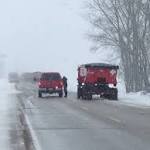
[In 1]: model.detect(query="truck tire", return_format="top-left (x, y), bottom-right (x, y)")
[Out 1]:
top-left (77, 87), bottom-right (82, 99)
top-left (38, 91), bottom-right (42, 98)
top-left (77, 92), bottom-right (80, 99)
top-left (81, 88), bottom-right (87, 100)
top-left (59, 91), bottom-right (63, 98)
top-left (81, 94), bottom-right (85, 100)
top-left (110, 89), bottom-right (118, 100)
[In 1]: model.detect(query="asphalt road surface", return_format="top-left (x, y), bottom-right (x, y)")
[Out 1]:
top-left (18, 81), bottom-right (150, 150)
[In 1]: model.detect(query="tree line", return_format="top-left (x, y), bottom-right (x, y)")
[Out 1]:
top-left (86, 0), bottom-right (150, 92)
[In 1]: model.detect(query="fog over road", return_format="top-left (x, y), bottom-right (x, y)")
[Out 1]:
top-left (17, 81), bottom-right (150, 150)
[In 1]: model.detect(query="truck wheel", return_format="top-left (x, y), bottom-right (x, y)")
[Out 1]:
top-left (82, 94), bottom-right (86, 100)
top-left (77, 92), bottom-right (80, 99)
top-left (81, 88), bottom-right (85, 100)
top-left (113, 92), bottom-right (118, 100)
top-left (38, 91), bottom-right (42, 98)
top-left (77, 87), bottom-right (82, 99)
top-left (82, 88), bottom-right (92, 100)
top-left (111, 89), bottom-right (118, 100)
top-left (59, 91), bottom-right (63, 98)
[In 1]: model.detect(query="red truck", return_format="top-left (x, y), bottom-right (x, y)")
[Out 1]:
top-left (77, 63), bottom-right (119, 100)
top-left (38, 72), bottom-right (63, 98)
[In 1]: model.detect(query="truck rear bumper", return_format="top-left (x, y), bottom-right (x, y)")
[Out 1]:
top-left (39, 88), bottom-right (62, 94)
top-left (78, 84), bottom-right (117, 95)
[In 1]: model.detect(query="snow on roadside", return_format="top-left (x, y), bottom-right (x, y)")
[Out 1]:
top-left (0, 78), bottom-right (20, 95)
top-left (0, 78), bottom-right (20, 112)
top-left (0, 79), bottom-right (21, 149)
top-left (119, 92), bottom-right (150, 107)
top-left (118, 82), bottom-right (150, 107)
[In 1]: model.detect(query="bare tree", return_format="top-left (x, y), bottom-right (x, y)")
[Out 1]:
top-left (86, 0), bottom-right (150, 92)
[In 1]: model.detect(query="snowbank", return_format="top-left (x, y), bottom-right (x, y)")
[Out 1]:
top-left (118, 81), bottom-right (150, 107)
top-left (119, 92), bottom-right (150, 107)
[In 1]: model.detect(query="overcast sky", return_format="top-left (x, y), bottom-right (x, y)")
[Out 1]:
top-left (0, 0), bottom-right (110, 89)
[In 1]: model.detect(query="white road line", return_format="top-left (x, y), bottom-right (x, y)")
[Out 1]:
top-left (81, 106), bottom-right (89, 111)
top-left (108, 116), bottom-right (122, 123)
top-left (24, 113), bottom-right (42, 150)
top-left (27, 100), bottom-right (34, 108)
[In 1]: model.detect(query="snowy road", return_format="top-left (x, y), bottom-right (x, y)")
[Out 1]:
top-left (18, 81), bottom-right (150, 150)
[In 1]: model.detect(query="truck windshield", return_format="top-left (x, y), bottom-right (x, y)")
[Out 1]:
top-left (41, 73), bottom-right (61, 80)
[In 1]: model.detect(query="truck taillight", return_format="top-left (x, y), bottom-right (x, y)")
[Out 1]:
top-left (38, 82), bottom-right (41, 86)
top-left (82, 83), bottom-right (85, 86)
